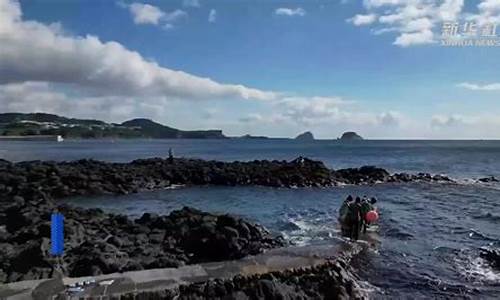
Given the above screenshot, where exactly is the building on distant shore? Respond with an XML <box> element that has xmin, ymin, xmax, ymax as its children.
<box><xmin>0</xmin><ymin>135</ymin><xmax>64</xmax><ymax>142</ymax></box>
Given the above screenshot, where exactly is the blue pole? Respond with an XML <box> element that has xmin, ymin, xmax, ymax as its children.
<box><xmin>51</xmin><ymin>212</ymin><xmax>64</xmax><ymax>257</ymax></box>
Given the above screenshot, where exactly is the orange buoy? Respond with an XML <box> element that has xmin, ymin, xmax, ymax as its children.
<box><xmin>365</xmin><ymin>210</ymin><xmax>379</xmax><ymax>222</ymax></box>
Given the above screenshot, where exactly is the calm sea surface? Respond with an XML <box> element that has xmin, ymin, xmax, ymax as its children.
<box><xmin>2</xmin><ymin>139</ymin><xmax>500</xmax><ymax>298</ymax></box>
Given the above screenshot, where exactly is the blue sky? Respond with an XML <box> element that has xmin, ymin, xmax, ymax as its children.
<box><xmin>1</xmin><ymin>0</ymin><xmax>500</xmax><ymax>138</ymax></box>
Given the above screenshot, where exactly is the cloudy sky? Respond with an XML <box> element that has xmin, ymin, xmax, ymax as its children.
<box><xmin>1</xmin><ymin>0</ymin><xmax>500</xmax><ymax>139</ymax></box>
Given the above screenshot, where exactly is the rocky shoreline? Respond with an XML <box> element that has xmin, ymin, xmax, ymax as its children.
<box><xmin>0</xmin><ymin>156</ymin><xmax>457</xmax><ymax>295</ymax></box>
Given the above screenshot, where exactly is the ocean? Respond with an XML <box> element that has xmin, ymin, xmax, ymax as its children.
<box><xmin>2</xmin><ymin>139</ymin><xmax>499</xmax><ymax>298</ymax></box>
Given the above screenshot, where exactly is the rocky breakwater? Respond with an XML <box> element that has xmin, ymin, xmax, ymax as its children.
<box><xmin>0</xmin><ymin>157</ymin><xmax>454</xmax><ymax>201</ymax></box>
<box><xmin>128</xmin><ymin>259</ymin><xmax>365</xmax><ymax>299</ymax></box>
<box><xmin>334</xmin><ymin>166</ymin><xmax>453</xmax><ymax>185</ymax></box>
<box><xmin>0</xmin><ymin>157</ymin><xmax>336</xmax><ymax>200</ymax></box>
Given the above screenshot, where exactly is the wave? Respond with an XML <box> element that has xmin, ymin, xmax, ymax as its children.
<box><xmin>468</xmin><ymin>229</ymin><xmax>499</xmax><ymax>242</ymax></box>
<box><xmin>276</xmin><ymin>213</ymin><xmax>340</xmax><ymax>246</ymax></box>
<box><xmin>453</xmin><ymin>249</ymin><xmax>500</xmax><ymax>284</ymax></box>
<box><xmin>473</xmin><ymin>212</ymin><xmax>500</xmax><ymax>223</ymax></box>
<box><xmin>163</xmin><ymin>184</ymin><xmax>185</xmax><ymax>190</ymax></box>
<box><xmin>384</xmin><ymin>228</ymin><xmax>415</xmax><ymax>240</ymax></box>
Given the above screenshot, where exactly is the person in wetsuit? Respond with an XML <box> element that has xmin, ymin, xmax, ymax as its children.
<box><xmin>349</xmin><ymin>197</ymin><xmax>362</xmax><ymax>240</ymax></box>
<box><xmin>339</xmin><ymin>195</ymin><xmax>353</xmax><ymax>236</ymax></box>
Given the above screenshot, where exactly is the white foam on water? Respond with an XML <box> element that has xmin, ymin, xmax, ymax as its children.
<box><xmin>164</xmin><ymin>184</ymin><xmax>185</xmax><ymax>190</ymax></box>
<box><xmin>456</xmin><ymin>254</ymin><xmax>500</xmax><ymax>284</ymax></box>
<box><xmin>280</xmin><ymin>214</ymin><xmax>340</xmax><ymax>246</ymax></box>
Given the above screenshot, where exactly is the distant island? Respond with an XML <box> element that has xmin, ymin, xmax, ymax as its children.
<box><xmin>0</xmin><ymin>113</ymin><xmax>225</xmax><ymax>139</ymax></box>
<box><xmin>295</xmin><ymin>131</ymin><xmax>315</xmax><ymax>141</ymax></box>
<box><xmin>339</xmin><ymin>131</ymin><xmax>363</xmax><ymax>141</ymax></box>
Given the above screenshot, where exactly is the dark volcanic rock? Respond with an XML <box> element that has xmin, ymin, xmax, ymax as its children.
<box><xmin>0</xmin><ymin>188</ymin><xmax>285</xmax><ymax>282</ymax></box>
<box><xmin>295</xmin><ymin>131</ymin><xmax>315</xmax><ymax>141</ymax></box>
<box><xmin>480</xmin><ymin>248</ymin><xmax>500</xmax><ymax>270</ymax></box>
<box><xmin>390</xmin><ymin>172</ymin><xmax>453</xmax><ymax>183</ymax></box>
<box><xmin>339</xmin><ymin>131</ymin><xmax>363</xmax><ymax>141</ymax></box>
<box><xmin>0</xmin><ymin>157</ymin><xmax>455</xmax><ymax>201</ymax></box>
<box><xmin>335</xmin><ymin>166</ymin><xmax>390</xmax><ymax>184</ymax></box>
<box><xmin>478</xmin><ymin>176</ymin><xmax>499</xmax><ymax>183</ymax></box>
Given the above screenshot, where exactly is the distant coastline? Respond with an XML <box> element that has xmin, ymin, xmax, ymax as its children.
<box><xmin>0</xmin><ymin>112</ymin><xmax>365</xmax><ymax>141</ymax></box>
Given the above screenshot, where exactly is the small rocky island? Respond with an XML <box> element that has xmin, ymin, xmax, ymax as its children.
<box><xmin>339</xmin><ymin>131</ymin><xmax>363</xmax><ymax>141</ymax></box>
<box><xmin>295</xmin><ymin>131</ymin><xmax>315</xmax><ymax>141</ymax></box>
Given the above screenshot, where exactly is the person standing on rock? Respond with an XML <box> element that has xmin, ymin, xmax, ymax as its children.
<box><xmin>168</xmin><ymin>148</ymin><xmax>174</xmax><ymax>163</ymax></box>
<box><xmin>349</xmin><ymin>197</ymin><xmax>362</xmax><ymax>240</ymax></box>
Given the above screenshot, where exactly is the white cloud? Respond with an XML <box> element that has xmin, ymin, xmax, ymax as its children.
<box><xmin>128</xmin><ymin>3</ymin><xmax>164</xmax><ymax>25</ymax></box>
<box><xmin>0</xmin><ymin>82</ymin><xmax>170</xmax><ymax>121</ymax></box>
<box><xmin>275</xmin><ymin>8</ymin><xmax>306</xmax><ymax>17</ymax></box>
<box><xmin>349</xmin><ymin>14</ymin><xmax>377</xmax><ymax>26</ymax></box>
<box><xmin>479</xmin><ymin>0</ymin><xmax>500</xmax><ymax>12</ymax></box>
<box><xmin>120</xmin><ymin>2</ymin><xmax>186</xmax><ymax>28</ymax></box>
<box><xmin>202</xmin><ymin>108</ymin><xmax>217</xmax><ymax>119</ymax></box>
<box><xmin>280</xmin><ymin>96</ymin><xmax>344</xmax><ymax>124</ymax></box>
<box><xmin>239</xmin><ymin>113</ymin><xmax>263</xmax><ymax>123</ymax></box>
<box><xmin>431</xmin><ymin>114</ymin><xmax>465</xmax><ymax>127</ymax></box>
<box><xmin>347</xmin><ymin>0</ymin><xmax>470</xmax><ymax>47</ymax></box>
<box><xmin>0</xmin><ymin>0</ymin><xmax>277</xmax><ymax>103</ymax></box>
<box><xmin>208</xmin><ymin>9</ymin><xmax>217</xmax><ymax>23</ymax></box>
<box><xmin>469</xmin><ymin>0</ymin><xmax>500</xmax><ymax>25</ymax></box>
<box><xmin>378</xmin><ymin>111</ymin><xmax>403</xmax><ymax>126</ymax></box>
<box><xmin>457</xmin><ymin>82</ymin><xmax>500</xmax><ymax>91</ymax></box>
<box><xmin>394</xmin><ymin>29</ymin><xmax>434</xmax><ymax>46</ymax></box>
<box><xmin>163</xmin><ymin>9</ymin><xmax>188</xmax><ymax>23</ymax></box>
<box><xmin>183</xmin><ymin>0</ymin><xmax>200</xmax><ymax>8</ymax></box>
<box><xmin>428</xmin><ymin>113</ymin><xmax>500</xmax><ymax>139</ymax></box>
<box><xmin>275</xmin><ymin>96</ymin><xmax>403</xmax><ymax>128</ymax></box>
<box><xmin>162</xmin><ymin>23</ymin><xmax>174</xmax><ymax>30</ymax></box>
<box><xmin>439</xmin><ymin>0</ymin><xmax>465</xmax><ymax>21</ymax></box>
<box><xmin>364</xmin><ymin>0</ymin><xmax>404</xmax><ymax>9</ymax></box>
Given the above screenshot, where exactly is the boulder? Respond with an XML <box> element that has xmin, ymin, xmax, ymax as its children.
<box><xmin>478</xmin><ymin>176</ymin><xmax>499</xmax><ymax>183</ymax></box>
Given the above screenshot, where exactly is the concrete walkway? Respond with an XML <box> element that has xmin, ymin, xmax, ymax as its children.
<box><xmin>0</xmin><ymin>241</ymin><xmax>359</xmax><ymax>300</ymax></box>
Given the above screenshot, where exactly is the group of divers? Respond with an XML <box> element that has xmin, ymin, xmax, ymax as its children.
<box><xmin>338</xmin><ymin>195</ymin><xmax>378</xmax><ymax>241</ymax></box>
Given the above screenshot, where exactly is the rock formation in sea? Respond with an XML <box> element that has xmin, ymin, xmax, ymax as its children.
<box><xmin>0</xmin><ymin>157</ymin><xmax>453</xmax><ymax>200</ymax></box>
<box><xmin>339</xmin><ymin>131</ymin><xmax>363</xmax><ymax>141</ymax></box>
<box><xmin>480</xmin><ymin>248</ymin><xmax>500</xmax><ymax>270</ymax></box>
<box><xmin>295</xmin><ymin>131</ymin><xmax>315</xmax><ymax>141</ymax></box>
<box><xmin>477</xmin><ymin>176</ymin><xmax>499</xmax><ymax>183</ymax></box>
